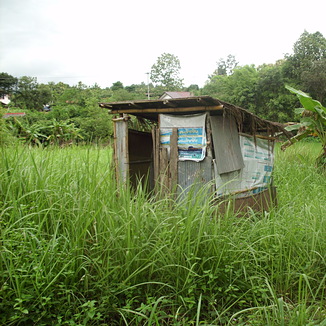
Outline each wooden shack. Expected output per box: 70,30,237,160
99,96,289,212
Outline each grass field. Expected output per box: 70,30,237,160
0,143,325,325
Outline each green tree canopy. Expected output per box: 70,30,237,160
255,62,297,121
203,65,258,112
150,53,184,90
283,31,326,84
13,76,52,110
111,81,124,91
0,72,17,97
209,54,238,78
301,58,326,104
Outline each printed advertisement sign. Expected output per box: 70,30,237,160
214,136,274,197
160,114,207,162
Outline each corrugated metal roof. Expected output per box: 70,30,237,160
100,96,221,112
99,96,290,137
160,91,193,99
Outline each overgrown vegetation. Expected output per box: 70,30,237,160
1,30,326,145
0,143,325,325
281,86,326,171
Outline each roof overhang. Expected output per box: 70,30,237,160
99,96,223,121
99,96,291,137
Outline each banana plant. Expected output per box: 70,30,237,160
46,119,83,145
281,85,326,170
9,118,47,146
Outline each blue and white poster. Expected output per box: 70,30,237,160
160,114,207,162
214,136,274,197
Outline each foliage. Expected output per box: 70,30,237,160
45,119,83,145
281,85,326,170
186,84,200,94
209,54,238,78
0,107,15,146
255,62,297,121
0,72,18,97
2,30,326,144
3,82,115,144
283,31,326,101
12,76,52,111
203,62,299,122
8,117,83,146
0,144,325,325
202,32,326,122
203,65,259,113
301,58,326,104
150,53,184,90
111,81,124,91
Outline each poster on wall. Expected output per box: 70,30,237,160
214,135,274,197
160,113,207,162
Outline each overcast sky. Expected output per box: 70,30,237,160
0,0,325,88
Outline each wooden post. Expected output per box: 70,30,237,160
154,125,178,197
152,126,160,185
159,147,169,195
113,115,129,185
170,127,178,193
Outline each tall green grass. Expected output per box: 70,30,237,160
0,143,325,325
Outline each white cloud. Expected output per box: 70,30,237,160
1,0,325,87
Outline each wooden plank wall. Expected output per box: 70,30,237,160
113,116,129,185
152,126,178,197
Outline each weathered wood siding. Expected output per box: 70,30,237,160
113,116,129,184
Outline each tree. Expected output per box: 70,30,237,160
13,76,52,110
47,81,70,103
281,85,326,171
301,59,326,104
209,54,238,78
0,72,17,97
255,62,297,121
150,53,184,90
186,84,200,95
203,65,259,113
111,81,124,91
283,31,326,85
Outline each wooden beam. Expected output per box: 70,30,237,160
110,105,224,114
128,102,142,109
163,100,178,107
196,97,212,106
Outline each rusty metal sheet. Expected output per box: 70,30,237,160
177,156,213,196
210,115,244,175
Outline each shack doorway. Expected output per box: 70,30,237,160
128,129,153,190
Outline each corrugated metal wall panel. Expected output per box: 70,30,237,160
177,157,213,196
210,115,244,175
